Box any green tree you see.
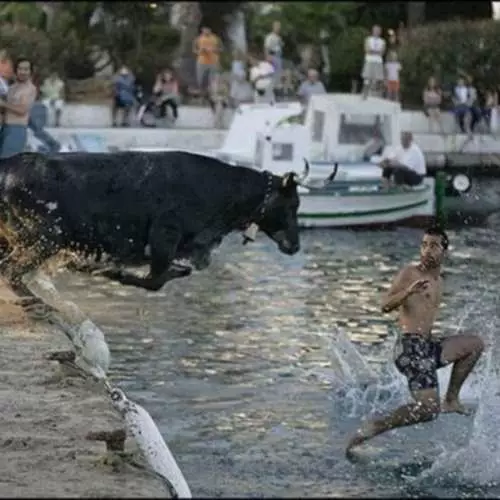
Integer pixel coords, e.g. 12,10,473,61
399,20,500,107
0,2,46,29
246,2,359,60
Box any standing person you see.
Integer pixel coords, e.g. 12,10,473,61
384,51,402,102
40,71,65,127
361,25,386,99
0,58,37,158
264,21,284,92
193,26,222,99
112,65,136,127
346,225,485,458
422,76,443,133
249,53,275,104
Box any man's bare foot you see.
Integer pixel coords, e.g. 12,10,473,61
441,399,472,416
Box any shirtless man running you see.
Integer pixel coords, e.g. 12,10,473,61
346,225,485,456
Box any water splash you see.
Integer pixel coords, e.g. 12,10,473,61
415,299,500,488
327,278,493,420
325,284,500,489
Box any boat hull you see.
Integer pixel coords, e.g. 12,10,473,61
298,181,434,228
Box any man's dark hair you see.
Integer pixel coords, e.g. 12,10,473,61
14,57,33,73
425,224,449,250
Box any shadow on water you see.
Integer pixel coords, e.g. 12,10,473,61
52,225,500,497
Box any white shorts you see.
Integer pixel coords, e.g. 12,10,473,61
361,61,384,82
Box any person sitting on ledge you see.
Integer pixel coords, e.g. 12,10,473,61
377,131,426,189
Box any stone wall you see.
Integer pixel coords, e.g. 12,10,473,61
50,102,466,133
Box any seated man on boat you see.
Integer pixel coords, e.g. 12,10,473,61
377,131,426,189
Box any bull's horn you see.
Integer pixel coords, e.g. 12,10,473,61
242,223,259,245
296,158,310,184
282,159,310,188
324,162,339,185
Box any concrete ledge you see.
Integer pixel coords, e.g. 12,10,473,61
45,128,226,151
52,103,474,136
400,111,458,135
51,103,232,129
0,283,166,497
43,104,500,156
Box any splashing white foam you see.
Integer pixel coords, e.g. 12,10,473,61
416,309,500,487
325,284,499,487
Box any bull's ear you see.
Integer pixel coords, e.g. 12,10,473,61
281,172,297,189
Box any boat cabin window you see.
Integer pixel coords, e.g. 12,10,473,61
311,110,325,142
338,113,391,146
272,142,294,161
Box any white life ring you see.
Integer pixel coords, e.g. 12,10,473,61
451,173,471,193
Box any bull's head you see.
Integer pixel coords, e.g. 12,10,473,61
243,160,338,253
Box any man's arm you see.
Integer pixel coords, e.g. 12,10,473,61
0,87,36,116
381,266,414,313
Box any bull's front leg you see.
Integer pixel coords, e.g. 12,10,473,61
100,223,190,291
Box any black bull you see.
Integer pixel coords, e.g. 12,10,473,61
0,150,335,303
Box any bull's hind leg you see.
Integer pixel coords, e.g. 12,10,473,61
100,223,190,291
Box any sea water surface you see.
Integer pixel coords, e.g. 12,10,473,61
53,225,500,498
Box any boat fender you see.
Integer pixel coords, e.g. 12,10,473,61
451,173,471,193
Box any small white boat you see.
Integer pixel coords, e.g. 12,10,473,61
297,181,433,228
214,95,470,228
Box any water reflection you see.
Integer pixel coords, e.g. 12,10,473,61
52,226,500,497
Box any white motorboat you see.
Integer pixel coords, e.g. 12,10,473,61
213,95,461,228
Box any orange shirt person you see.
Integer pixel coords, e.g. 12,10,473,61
193,26,221,92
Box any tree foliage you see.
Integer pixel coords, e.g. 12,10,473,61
0,0,495,104
399,19,500,107
0,1,180,85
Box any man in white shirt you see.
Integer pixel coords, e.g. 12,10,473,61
361,25,386,99
378,131,426,188
249,54,275,104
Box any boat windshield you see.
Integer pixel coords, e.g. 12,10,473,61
338,113,391,146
